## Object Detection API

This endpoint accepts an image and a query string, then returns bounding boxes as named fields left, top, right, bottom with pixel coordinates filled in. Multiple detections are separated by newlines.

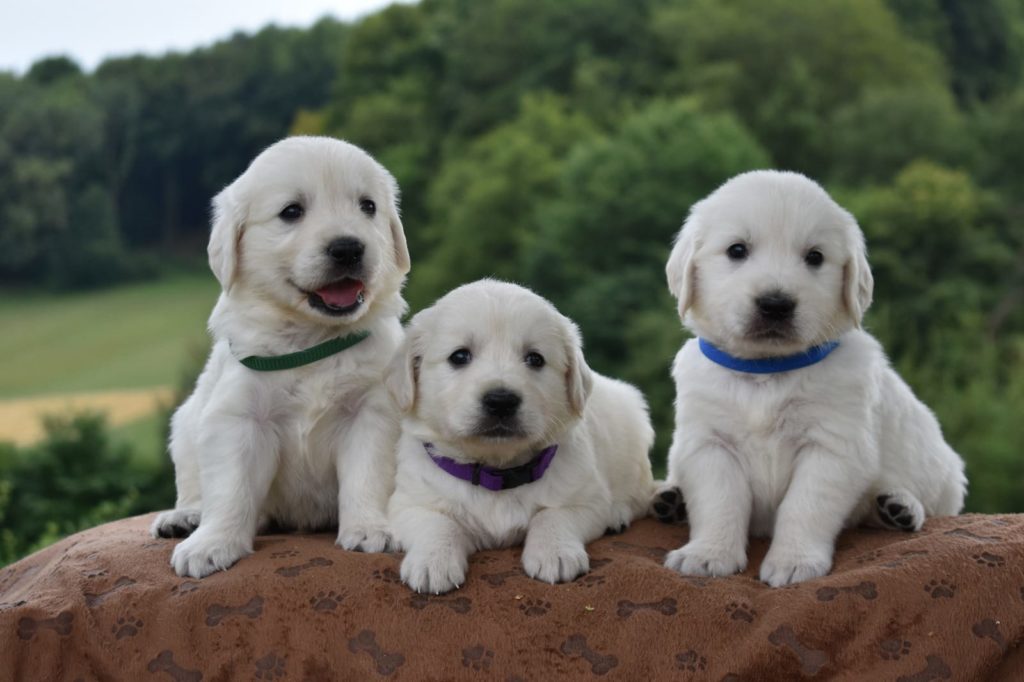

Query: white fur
left=662, top=170, right=966, bottom=587
left=385, top=280, right=655, bottom=593
left=151, top=136, right=410, bottom=578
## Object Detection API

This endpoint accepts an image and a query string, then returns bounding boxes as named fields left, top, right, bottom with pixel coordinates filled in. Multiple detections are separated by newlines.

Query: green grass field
left=0, top=273, right=218, bottom=399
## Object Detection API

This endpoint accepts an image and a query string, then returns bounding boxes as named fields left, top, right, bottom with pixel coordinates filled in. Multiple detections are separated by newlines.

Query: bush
left=0, top=412, right=175, bottom=565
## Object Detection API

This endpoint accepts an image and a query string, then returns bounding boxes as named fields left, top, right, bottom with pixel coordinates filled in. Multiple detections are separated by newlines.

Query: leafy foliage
left=0, top=413, right=174, bottom=564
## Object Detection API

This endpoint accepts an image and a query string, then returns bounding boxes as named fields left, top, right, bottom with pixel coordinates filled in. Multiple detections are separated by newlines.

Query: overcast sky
left=0, top=0, right=405, bottom=74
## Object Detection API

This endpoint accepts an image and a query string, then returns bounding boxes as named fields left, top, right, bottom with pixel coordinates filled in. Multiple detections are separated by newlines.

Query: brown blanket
left=1, top=513, right=1022, bottom=680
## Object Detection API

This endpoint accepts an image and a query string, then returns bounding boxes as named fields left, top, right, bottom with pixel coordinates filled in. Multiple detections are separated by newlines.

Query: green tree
left=528, top=98, right=771, bottom=467
left=652, top=0, right=946, bottom=173
left=410, top=93, right=597, bottom=308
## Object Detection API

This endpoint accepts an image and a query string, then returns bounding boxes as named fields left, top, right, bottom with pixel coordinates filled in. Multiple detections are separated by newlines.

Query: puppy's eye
left=448, top=348, right=472, bottom=367
left=279, top=203, right=304, bottom=222
left=805, top=249, right=824, bottom=267
left=726, top=243, right=748, bottom=260
left=359, top=198, right=376, bottom=216
left=524, top=351, right=545, bottom=369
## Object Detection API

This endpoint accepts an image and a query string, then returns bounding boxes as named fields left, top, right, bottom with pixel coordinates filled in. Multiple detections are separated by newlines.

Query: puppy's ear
left=208, top=186, right=247, bottom=291
left=385, top=332, right=420, bottom=413
left=666, top=217, right=698, bottom=319
left=385, top=173, right=410, bottom=276
left=843, top=222, right=874, bottom=326
left=563, top=319, right=595, bottom=417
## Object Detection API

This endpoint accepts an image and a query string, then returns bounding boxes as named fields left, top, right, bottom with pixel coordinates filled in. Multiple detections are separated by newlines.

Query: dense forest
left=1, top=0, right=1023, bottom=561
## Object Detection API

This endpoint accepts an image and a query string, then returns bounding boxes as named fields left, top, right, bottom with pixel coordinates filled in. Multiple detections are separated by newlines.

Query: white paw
left=664, top=542, right=747, bottom=577
left=521, top=539, right=590, bottom=584
left=759, top=545, right=832, bottom=587
left=170, top=529, right=251, bottom=578
left=400, top=546, right=467, bottom=594
left=151, top=508, right=201, bottom=538
left=337, top=518, right=394, bottom=553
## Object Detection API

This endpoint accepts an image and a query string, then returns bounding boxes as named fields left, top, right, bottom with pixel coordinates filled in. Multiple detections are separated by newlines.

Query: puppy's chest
left=277, top=369, right=365, bottom=449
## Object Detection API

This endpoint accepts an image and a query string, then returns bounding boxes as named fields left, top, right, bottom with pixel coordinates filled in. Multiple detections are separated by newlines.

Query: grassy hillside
left=0, top=273, right=218, bottom=399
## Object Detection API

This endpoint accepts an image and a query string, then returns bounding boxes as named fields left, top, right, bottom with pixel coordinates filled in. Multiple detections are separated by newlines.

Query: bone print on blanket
left=1, top=513, right=1023, bottom=680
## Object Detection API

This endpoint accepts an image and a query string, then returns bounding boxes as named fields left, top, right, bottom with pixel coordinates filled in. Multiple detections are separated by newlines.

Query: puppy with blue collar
left=385, top=280, right=655, bottom=593
left=656, top=171, right=966, bottom=587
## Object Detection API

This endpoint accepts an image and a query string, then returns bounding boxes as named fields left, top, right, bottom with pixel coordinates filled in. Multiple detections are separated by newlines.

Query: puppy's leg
left=760, top=446, right=869, bottom=587
left=522, top=505, right=606, bottom=584
left=664, top=444, right=751, bottom=577
left=336, top=388, right=398, bottom=553
left=151, top=402, right=202, bottom=538
left=170, top=413, right=278, bottom=578
left=394, top=507, right=471, bottom=594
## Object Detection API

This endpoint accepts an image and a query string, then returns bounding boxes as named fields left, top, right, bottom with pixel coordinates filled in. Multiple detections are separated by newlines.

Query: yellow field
left=0, top=387, right=174, bottom=446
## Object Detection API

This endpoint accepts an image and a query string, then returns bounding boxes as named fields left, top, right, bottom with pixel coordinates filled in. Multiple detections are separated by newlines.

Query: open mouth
left=299, top=278, right=366, bottom=316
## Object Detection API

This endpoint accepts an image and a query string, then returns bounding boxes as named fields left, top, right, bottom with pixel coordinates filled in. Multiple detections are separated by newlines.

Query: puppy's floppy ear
left=384, top=173, right=410, bottom=276
left=562, top=319, right=595, bottom=416
left=665, top=216, right=699, bottom=319
left=208, top=186, right=247, bottom=291
left=842, top=219, right=874, bottom=326
left=385, top=330, right=421, bottom=414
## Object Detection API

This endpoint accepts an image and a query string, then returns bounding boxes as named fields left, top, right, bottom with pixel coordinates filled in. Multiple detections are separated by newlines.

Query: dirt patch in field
left=0, top=387, right=174, bottom=446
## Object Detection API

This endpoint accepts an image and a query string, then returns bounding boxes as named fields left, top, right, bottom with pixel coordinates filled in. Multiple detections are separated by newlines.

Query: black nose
left=756, top=292, right=797, bottom=320
left=326, top=237, right=364, bottom=266
left=481, top=388, right=522, bottom=418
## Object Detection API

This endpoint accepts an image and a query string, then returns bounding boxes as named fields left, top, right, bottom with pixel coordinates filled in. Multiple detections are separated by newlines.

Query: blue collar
left=698, top=337, right=840, bottom=374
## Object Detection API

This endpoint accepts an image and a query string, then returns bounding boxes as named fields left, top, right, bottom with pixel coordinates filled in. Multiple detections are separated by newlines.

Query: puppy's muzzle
left=474, top=388, right=526, bottom=439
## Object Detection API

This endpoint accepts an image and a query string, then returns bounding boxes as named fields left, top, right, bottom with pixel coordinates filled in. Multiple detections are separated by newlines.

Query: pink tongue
left=316, top=279, right=364, bottom=308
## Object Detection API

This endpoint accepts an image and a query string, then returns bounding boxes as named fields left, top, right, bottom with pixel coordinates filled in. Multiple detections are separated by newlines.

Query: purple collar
left=423, top=443, right=558, bottom=491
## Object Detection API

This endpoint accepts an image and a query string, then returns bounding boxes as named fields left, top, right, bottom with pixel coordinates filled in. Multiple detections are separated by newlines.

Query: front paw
left=664, top=541, right=747, bottom=577
left=170, top=529, right=251, bottom=578
left=400, top=547, right=467, bottom=594
left=521, top=539, right=590, bottom=584
left=337, top=518, right=394, bottom=553
left=759, top=545, right=832, bottom=587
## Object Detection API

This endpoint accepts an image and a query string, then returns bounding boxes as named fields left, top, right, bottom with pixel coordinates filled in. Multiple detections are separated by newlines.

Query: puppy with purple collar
left=385, top=280, right=655, bottom=594
left=656, top=170, right=966, bottom=587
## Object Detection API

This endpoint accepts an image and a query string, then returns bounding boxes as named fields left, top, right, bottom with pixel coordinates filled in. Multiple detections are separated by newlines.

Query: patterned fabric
left=2, top=514, right=1023, bottom=680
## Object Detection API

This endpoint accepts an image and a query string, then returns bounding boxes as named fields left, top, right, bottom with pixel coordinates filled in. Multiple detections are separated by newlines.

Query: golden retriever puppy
left=657, top=170, right=966, bottom=586
left=385, top=280, right=655, bottom=593
left=151, top=136, right=410, bottom=578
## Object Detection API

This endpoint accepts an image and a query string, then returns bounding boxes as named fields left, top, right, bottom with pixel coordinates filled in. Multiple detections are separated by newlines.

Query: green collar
left=238, top=330, right=371, bottom=371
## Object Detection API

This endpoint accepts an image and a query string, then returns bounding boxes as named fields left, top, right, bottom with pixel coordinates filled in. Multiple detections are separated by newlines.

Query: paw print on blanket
left=518, top=598, right=551, bottom=617
left=924, top=579, right=956, bottom=599
left=254, top=652, right=287, bottom=680
left=726, top=602, right=756, bottom=623
left=879, top=639, right=911, bottom=661
left=309, top=590, right=346, bottom=612
left=462, top=645, right=495, bottom=672
left=972, top=552, right=1006, bottom=568
left=112, top=614, right=143, bottom=639
left=675, top=649, right=707, bottom=672
left=372, top=567, right=402, bottom=584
